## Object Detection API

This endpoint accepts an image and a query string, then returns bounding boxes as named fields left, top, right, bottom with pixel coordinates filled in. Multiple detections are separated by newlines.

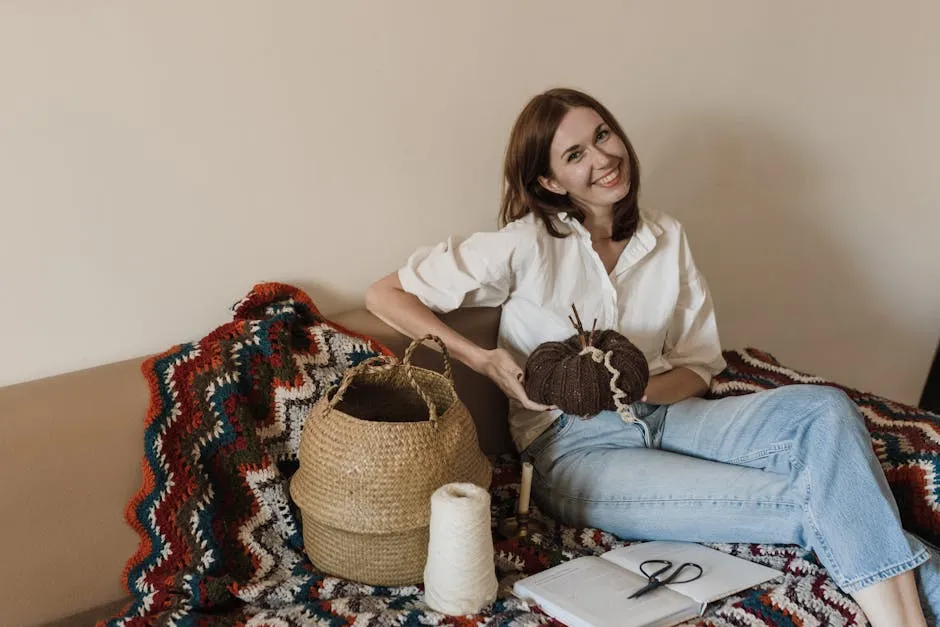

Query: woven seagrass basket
left=290, top=334, right=492, bottom=586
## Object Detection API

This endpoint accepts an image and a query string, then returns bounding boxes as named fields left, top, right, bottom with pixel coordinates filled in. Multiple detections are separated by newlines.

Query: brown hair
left=498, top=88, right=641, bottom=241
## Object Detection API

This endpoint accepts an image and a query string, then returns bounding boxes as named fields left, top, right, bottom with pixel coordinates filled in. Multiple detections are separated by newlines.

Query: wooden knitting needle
left=570, top=305, right=592, bottom=348
left=570, top=304, right=585, bottom=334
left=568, top=315, right=587, bottom=348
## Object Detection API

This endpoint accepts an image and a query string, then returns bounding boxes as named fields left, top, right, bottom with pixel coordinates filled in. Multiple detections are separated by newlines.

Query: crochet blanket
left=106, top=283, right=940, bottom=626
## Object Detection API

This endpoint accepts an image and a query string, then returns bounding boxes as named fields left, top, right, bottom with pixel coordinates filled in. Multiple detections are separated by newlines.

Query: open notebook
left=512, top=541, right=784, bottom=627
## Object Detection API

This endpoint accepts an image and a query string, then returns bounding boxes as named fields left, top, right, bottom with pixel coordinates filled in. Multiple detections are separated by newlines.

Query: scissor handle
left=631, top=559, right=704, bottom=599
left=639, top=559, right=673, bottom=581
left=661, top=561, right=704, bottom=585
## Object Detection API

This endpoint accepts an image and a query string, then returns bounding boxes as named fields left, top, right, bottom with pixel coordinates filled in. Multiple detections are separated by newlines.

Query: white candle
left=518, top=462, right=534, bottom=515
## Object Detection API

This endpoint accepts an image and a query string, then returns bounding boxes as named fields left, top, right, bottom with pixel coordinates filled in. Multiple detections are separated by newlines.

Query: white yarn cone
left=423, top=482, right=498, bottom=615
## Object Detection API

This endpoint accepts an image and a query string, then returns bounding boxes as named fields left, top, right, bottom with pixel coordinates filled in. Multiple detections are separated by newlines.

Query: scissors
left=627, top=559, right=704, bottom=599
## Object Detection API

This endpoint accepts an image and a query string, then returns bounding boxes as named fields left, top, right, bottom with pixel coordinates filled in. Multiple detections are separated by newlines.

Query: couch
left=5, top=299, right=940, bottom=627
left=0, top=307, right=507, bottom=626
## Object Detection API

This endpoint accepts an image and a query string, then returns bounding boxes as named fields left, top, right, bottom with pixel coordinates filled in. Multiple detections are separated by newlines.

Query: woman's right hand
left=476, top=348, right=555, bottom=412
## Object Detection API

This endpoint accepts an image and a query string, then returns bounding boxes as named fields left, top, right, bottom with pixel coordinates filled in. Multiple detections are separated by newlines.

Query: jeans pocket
left=631, top=401, right=661, bottom=420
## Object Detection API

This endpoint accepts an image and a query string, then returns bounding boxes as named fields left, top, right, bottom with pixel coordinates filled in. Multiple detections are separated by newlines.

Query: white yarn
left=423, top=482, right=498, bottom=615
left=579, top=345, right=637, bottom=423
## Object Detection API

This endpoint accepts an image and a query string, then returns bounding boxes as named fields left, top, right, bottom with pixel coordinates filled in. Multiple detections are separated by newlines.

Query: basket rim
left=312, top=392, right=464, bottom=427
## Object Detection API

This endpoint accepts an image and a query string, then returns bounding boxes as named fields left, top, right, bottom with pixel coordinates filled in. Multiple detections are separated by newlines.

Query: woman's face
left=540, top=107, right=630, bottom=215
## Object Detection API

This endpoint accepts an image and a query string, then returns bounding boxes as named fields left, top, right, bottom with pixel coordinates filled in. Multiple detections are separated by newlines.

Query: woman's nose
left=593, top=147, right=615, bottom=169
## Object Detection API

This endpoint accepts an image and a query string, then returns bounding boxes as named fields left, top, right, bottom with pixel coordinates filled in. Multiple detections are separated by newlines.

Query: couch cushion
left=42, top=597, right=131, bottom=626
left=0, top=357, right=147, bottom=626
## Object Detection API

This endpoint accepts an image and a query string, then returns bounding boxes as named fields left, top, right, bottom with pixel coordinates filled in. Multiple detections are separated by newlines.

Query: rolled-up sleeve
left=663, top=232, right=727, bottom=386
left=397, top=231, right=514, bottom=313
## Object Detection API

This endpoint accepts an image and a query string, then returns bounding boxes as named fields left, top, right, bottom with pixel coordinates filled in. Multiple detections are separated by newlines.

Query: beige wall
left=1, top=1, right=937, bottom=405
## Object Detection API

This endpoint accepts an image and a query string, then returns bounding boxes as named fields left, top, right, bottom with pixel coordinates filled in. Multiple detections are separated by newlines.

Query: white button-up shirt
left=398, top=207, right=726, bottom=451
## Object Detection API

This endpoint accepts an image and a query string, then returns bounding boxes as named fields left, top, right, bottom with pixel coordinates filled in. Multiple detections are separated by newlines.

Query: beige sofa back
left=0, top=307, right=508, bottom=626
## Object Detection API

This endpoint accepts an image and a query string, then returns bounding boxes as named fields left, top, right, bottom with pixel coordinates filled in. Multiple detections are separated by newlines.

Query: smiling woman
left=365, top=87, right=940, bottom=626
left=498, top=88, right=641, bottom=244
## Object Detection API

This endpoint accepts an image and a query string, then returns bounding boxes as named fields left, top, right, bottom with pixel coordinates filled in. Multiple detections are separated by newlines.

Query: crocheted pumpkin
left=523, top=306, right=649, bottom=419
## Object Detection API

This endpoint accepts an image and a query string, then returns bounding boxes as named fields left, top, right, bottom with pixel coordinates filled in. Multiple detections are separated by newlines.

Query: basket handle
left=400, top=334, right=455, bottom=424
left=401, top=334, right=455, bottom=384
left=321, top=336, right=455, bottom=425
left=324, top=355, right=395, bottom=413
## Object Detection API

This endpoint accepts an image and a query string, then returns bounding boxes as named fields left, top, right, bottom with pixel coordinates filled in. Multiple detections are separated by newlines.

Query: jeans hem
left=837, top=549, right=930, bottom=593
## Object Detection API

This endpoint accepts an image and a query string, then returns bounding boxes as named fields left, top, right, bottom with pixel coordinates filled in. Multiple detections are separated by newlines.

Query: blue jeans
left=522, top=385, right=940, bottom=616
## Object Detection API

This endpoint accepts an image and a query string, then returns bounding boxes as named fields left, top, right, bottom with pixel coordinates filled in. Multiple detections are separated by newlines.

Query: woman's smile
left=594, top=165, right=622, bottom=187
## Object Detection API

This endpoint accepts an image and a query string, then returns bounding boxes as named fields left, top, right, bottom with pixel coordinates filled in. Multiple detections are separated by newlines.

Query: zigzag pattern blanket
left=107, top=283, right=940, bottom=626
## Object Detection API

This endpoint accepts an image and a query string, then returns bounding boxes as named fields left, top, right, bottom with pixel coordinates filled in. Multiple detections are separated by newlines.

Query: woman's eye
left=596, top=128, right=610, bottom=142
left=566, top=151, right=582, bottom=163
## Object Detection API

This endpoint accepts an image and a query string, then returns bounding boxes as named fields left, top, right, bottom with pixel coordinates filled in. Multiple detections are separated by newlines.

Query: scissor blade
left=627, top=581, right=659, bottom=599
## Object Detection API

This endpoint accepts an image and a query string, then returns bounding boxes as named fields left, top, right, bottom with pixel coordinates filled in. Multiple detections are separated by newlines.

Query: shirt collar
left=557, top=209, right=661, bottom=246
left=557, top=209, right=662, bottom=274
